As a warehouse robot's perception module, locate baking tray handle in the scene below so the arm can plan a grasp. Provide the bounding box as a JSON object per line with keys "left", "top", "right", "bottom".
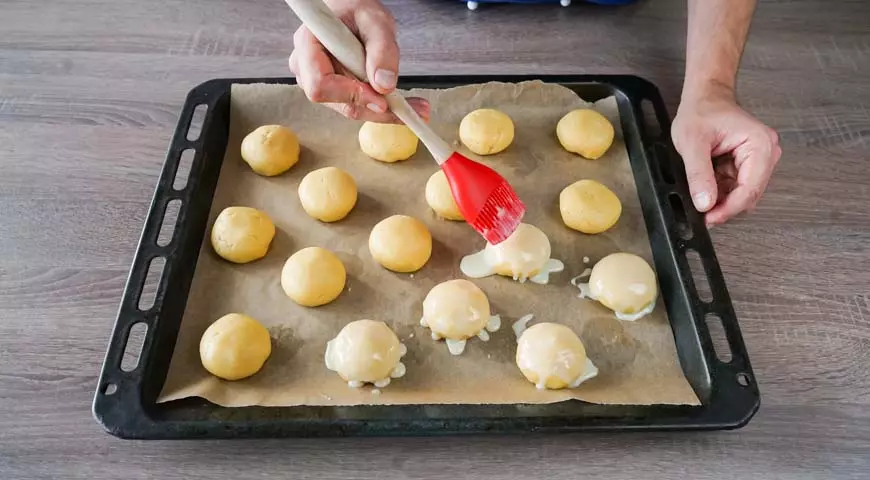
{"left": 93, "top": 81, "right": 221, "bottom": 436}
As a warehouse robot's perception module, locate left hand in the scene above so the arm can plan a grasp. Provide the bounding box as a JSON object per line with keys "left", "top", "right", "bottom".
{"left": 671, "top": 89, "right": 782, "bottom": 226}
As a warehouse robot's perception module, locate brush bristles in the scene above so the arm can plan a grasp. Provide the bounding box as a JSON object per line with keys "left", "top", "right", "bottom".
{"left": 470, "top": 182, "right": 526, "bottom": 244}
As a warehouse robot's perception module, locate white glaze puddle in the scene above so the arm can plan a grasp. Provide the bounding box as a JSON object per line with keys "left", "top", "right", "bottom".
{"left": 512, "top": 314, "right": 535, "bottom": 338}
{"left": 424, "top": 315, "right": 502, "bottom": 355}
{"left": 324, "top": 339, "right": 337, "bottom": 371}
{"left": 532, "top": 358, "right": 599, "bottom": 390}
{"left": 460, "top": 251, "right": 564, "bottom": 285}
{"left": 391, "top": 362, "right": 407, "bottom": 378}
{"left": 373, "top": 378, "right": 391, "bottom": 388}
{"left": 486, "top": 315, "right": 502, "bottom": 332}
{"left": 569, "top": 359, "right": 599, "bottom": 388}
{"left": 446, "top": 339, "right": 467, "bottom": 355}
{"left": 615, "top": 299, "right": 656, "bottom": 321}
{"left": 529, "top": 259, "right": 565, "bottom": 285}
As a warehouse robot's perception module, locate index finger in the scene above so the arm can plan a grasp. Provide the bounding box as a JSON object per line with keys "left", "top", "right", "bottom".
{"left": 704, "top": 156, "right": 772, "bottom": 225}
{"left": 292, "top": 27, "right": 387, "bottom": 111}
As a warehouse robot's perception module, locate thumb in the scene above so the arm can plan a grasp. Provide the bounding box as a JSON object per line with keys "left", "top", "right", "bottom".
{"left": 355, "top": 9, "right": 400, "bottom": 94}
{"left": 674, "top": 134, "right": 718, "bottom": 212}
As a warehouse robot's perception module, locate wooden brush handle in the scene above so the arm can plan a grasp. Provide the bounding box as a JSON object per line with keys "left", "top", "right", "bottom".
{"left": 283, "top": 0, "right": 454, "bottom": 164}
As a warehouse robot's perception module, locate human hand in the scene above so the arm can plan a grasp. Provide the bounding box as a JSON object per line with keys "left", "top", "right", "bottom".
{"left": 288, "top": 0, "right": 429, "bottom": 123}
{"left": 672, "top": 88, "right": 781, "bottom": 226}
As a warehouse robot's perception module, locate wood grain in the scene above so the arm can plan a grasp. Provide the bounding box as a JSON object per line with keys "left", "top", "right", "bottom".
{"left": 1, "top": 0, "right": 868, "bottom": 478}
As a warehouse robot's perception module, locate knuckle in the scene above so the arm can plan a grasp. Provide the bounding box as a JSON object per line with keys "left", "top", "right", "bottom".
{"left": 369, "top": 4, "right": 396, "bottom": 27}
{"left": 336, "top": 103, "right": 360, "bottom": 120}
{"left": 671, "top": 130, "right": 689, "bottom": 151}
{"left": 348, "top": 84, "right": 362, "bottom": 107}
{"left": 306, "top": 81, "right": 326, "bottom": 103}
{"left": 672, "top": 125, "right": 706, "bottom": 150}
{"left": 292, "top": 27, "right": 307, "bottom": 46}
{"left": 767, "top": 128, "right": 780, "bottom": 146}
{"left": 344, "top": 105, "right": 361, "bottom": 120}
{"left": 771, "top": 145, "right": 783, "bottom": 166}
{"left": 384, "top": 13, "right": 397, "bottom": 31}
{"left": 746, "top": 187, "right": 762, "bottom": 205}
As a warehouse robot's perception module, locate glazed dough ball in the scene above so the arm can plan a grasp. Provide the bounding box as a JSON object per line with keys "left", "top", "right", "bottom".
{"left": 369, "top": 215, "right": 432, "bottom": 273}
{"left": 325, "top": 319, "right": 406, "bottom": 386}
{"left": 422, "top": 279, "right": 490, "bottom": 340}
{"left": 559, "top": 179, "right": 622, "bottom": 234}
{"left": 425, "top": 170, "right": 464, "bottom": 221}
{"left": 281, "top": 247, "right": 346, "bottom": 307}
{"left": 556, "top": 109, "right": 615, "bottom": 160}
{"left": 516, "top": 323, "right": 588, "bottom": 390}
{"left": 460, "top": 223, "right": 564, "bottom": 285}
{"left": 210, "top": 206, "right": 276, "bottom": 263}
{"left": 200, "top": 313, "right": 271, "bottom": 381}
{"left": 459, "top": 108, "right": 515, "bottom": 155}
{"left": 241, "top": 125, "right": 300, "bottom": 176}
{"left": 358, "top": 122, "right": 418, "bottom": 162}
{"left": 298, "top": 167, "right": 358, "bottom": 222}
{"left": 489, "top": 223, "right": 551, "bottom": 279}
{"left": 492, "top": 223, "right": 551, "bottom": 278}
{"left": 589, "top": 253, "right": 658, "bottom": 315}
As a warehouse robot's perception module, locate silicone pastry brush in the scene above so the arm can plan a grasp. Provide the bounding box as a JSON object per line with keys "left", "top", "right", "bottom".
{"left": 283, "top": 0, "right": 525, "bottom": 244}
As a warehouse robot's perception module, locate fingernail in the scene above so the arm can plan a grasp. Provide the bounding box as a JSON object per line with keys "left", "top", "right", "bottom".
{"left": 374, "top": 69, "right": 397, "bottom": 90}
{"left": 367, "top": 103, "right": 385, "bottom": 114}
{"left": 693, "top": 192, "right": 712, "bottom": 211}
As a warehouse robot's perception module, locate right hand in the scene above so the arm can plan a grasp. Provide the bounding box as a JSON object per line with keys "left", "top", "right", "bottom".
{"left": 288, "top": 0, "right": 429, "bottom": 124}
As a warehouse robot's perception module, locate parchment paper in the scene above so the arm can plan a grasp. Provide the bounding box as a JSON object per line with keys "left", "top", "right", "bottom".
{"left": 157, "top": 81, "right": 700, "bottom": 407}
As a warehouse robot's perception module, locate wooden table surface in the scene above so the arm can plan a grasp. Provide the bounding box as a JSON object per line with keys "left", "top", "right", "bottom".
{"left": 2, "top": 0, "right": 869, "bottom": 478}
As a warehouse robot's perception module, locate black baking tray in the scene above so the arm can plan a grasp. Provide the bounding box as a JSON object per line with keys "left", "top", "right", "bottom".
{"left": 93, "top": 75, "right": 759, "bottom": 439}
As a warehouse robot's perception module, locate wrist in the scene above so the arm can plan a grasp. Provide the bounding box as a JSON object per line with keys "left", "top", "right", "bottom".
{"left": 681, "top": 76, "right": 736, "bottom": 106}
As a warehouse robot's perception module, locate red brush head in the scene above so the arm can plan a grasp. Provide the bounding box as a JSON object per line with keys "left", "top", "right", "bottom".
{"left": 441, "top": 152, "right": 525, "bottom": 244}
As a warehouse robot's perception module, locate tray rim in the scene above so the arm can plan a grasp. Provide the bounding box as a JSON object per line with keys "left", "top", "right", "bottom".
{"left": 93, "top": 74, "right": 760, "bottom": 439}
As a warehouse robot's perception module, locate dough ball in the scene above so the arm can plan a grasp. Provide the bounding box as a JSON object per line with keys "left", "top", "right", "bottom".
{"left": 556, "top": 109, "right": 615, "bottom": 160}
{"left": 589, "top": 253, "right": 658, "bottom": 315}
{"left": 559, "top": 179, "right": 622, "bottom": 234}
{"left": 422, "top": 279, "right": 490, "bottom": 340}
{"left": 425, "top": 170, "right": 464, "bottom": 221}
{"left": 241, "top": 125, "right": 300, "bottom": 176}
{"left": 281, "top": 247, "right": 346, "bottom": 307}
{"left": 369, "top": 215, "right": 432, "bottom": 273}
{"left": 325, "top": 319, "right": 406, "bottom": 385}
{"left": 358, "top": 122, "right": 418, "bottom": 163}
{"left": 298, "top": 167, "right": 358, "bottom": 222}
{"left": 516, "top": 322, "right": 587, "bottom": 390}
{"left": 200, "top": 313, "right": 271, "bottom": 381}
{"left": 210, "top": 206, "right": 276, "bottom": 263}
{"left": 459, "top": 108, "right": 515, "bottom": 155}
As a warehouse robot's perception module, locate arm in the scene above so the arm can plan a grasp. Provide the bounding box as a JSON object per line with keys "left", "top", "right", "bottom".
{"left": 673, "top": 0, "right": 782, "bottom": 225}
{"left": 683, "top": 0, "right": 754, "bottom": 103}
